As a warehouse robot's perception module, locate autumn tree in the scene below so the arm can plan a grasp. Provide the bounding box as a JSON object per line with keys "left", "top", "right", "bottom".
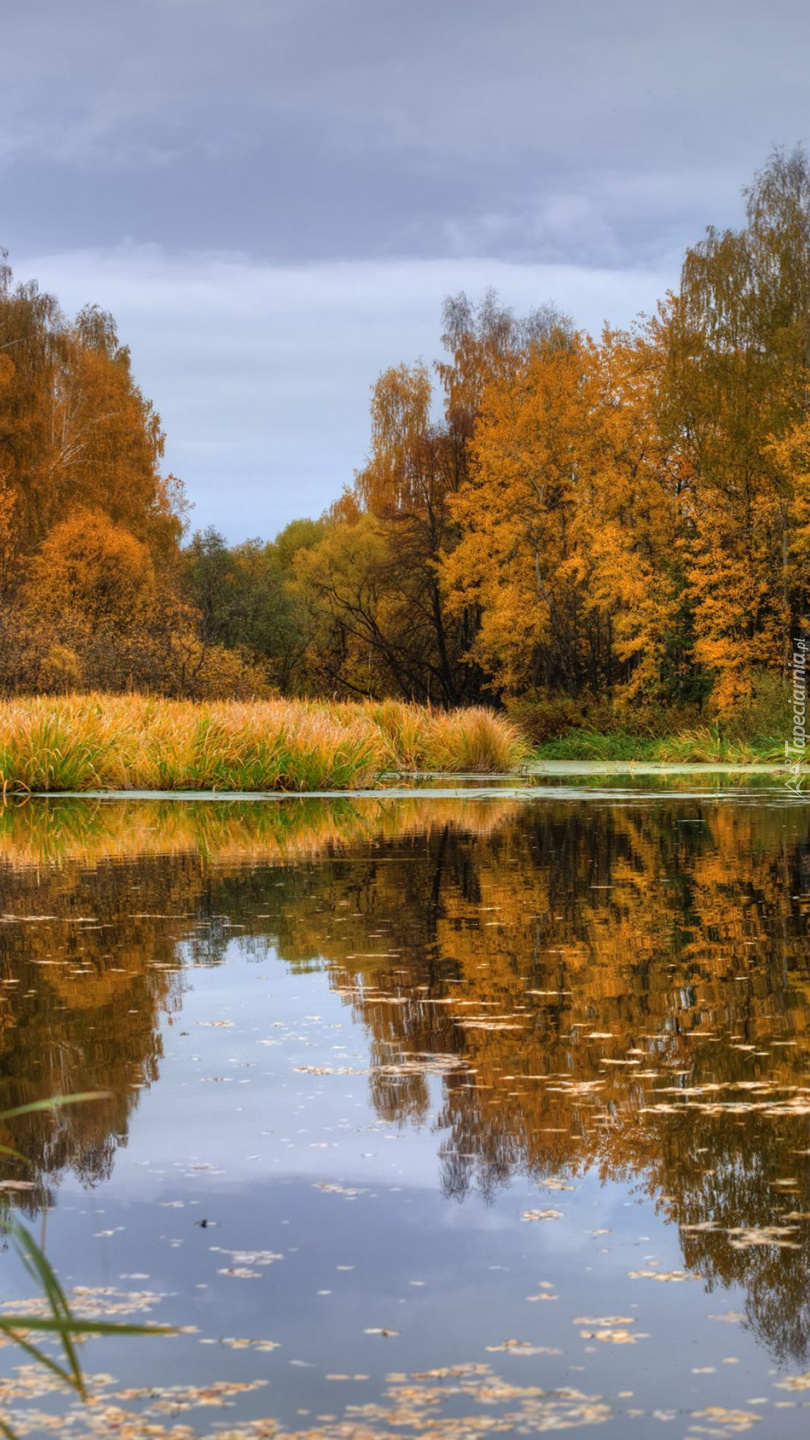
{"left": 0, "top": 256, "right": 182, "bottom": 561}
{"left": 352, "top": 362, "right": 476, "bottom": 702}
{"left": 441, "top": 328, "right": 594, "bottom": 695}
{"left": 293, "top": 507, "right": 462, "bottom": 699}
{"left": 0, "top": 252, "right": 195, "bottom": 695}
{"left": 19, "top": 509, "right": 158, "bottom": 690}
{"left": 665, "top": 145, "right": 810, "bottom": 707}
{"left": 294, "top": 293, "right": 567, "bottom": 704}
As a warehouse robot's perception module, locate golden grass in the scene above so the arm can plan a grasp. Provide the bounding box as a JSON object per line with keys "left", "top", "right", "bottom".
{"left": 0, "top": 694, "right": 528, "bottom": 794}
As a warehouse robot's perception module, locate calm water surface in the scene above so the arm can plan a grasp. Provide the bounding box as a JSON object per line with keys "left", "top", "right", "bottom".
{"left": 1, "top": 786, "right": 810, "bottom": 1438}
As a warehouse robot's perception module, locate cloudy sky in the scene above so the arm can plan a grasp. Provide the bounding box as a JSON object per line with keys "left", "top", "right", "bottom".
{"left": 3, "top": 0, "right": 808, "bottom": 540}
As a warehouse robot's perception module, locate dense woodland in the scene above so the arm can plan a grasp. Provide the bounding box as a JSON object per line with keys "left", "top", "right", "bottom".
{"left": 3, "top": 148, "right": 810, "bottom": 732}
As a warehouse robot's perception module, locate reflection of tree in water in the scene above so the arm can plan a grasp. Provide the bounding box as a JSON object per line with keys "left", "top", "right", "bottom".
{"left": 0, "top": 852, "right": 190, "bottom": 1203}
{"left": 0, "top": 796, "right": 514, "bottom": 1202}
{"left": 277, "top": 801, "right": 810, "bottom": 1364}
{"left": 1, "top": 794, "right": 810, "bottom": 1362}
{"left": 648, "top": 1112, "right": 810, "bottom": 1368}
{"left": 212, "top": 795, "right": 810, "bottom": 1368}
{"left": 0, "top": 796, "right": 514, "bottom": 1201}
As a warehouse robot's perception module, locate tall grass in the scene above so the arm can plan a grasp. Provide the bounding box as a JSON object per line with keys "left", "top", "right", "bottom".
{"left": 0, "top": 695, "right": 528, "bottom": 794}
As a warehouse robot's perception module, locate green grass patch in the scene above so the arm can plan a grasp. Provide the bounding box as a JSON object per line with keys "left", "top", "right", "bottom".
{"left": 535, "top": 725, "right": 786, "bottom": 764}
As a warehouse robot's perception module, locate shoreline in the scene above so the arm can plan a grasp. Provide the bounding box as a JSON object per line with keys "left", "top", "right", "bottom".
{"left": 9, "top": 759, "right": 800, "bottom": 802}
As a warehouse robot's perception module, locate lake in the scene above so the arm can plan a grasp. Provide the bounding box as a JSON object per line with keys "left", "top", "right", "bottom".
{"left": 1, "top": 780, "right": 809, "bottom": 1437}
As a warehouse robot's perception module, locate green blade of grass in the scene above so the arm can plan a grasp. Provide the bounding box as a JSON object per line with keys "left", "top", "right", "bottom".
{"left": 9, "top": 1222, "right": 86, "bottom": 1396}
{"left": 0, "top": 1092, "right": 172, "bottom": 1429}
{"left": 0, "top": 1317, "right": 174, "bottom": 1336}
{"left": 0, "top": 1143, "right": 31, "bottom": 1165}
{"left": 0, "top": 1093, "right": 111, "bottom": 1123}
{"left": 0, "top": 1323, "right": 84, "bottom": 1397}
{"left": 0, "top": 1096, "right": 112, "bottom": 1170}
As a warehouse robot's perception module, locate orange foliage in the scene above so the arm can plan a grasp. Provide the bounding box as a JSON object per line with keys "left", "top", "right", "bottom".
{"left": 4, "top": 149, "right": 810, "bottom": 715}
{"left": 27, "top": 509, "right": 156, "bottom": 630}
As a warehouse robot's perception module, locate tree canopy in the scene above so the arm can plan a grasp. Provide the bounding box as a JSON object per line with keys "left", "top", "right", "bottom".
{"left": 2, "top": 147, "right": 810, "bottom": 724}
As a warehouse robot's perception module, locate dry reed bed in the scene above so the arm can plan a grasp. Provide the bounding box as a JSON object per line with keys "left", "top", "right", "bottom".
{"left": 0, "top": 695, "right": 528, "bottom": 794}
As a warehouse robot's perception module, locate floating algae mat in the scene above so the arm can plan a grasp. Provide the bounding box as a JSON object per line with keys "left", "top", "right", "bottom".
{"left": 1, "top": 785, "right": 810, "bottom": 1436}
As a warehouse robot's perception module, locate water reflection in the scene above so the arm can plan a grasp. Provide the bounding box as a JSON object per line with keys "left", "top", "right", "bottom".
{"left": 1, "top": 792, "right": 810, "bottom": 1369}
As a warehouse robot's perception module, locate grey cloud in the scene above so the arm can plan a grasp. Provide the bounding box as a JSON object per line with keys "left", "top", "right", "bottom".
{"left": 3, "top": 1, "right": 808, "bottom": 538}
{"left": 3, "top": 1, "right": 809, "bottom": 268}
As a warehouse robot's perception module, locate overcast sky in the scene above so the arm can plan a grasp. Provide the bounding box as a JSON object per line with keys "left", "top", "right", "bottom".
{"left": 3, "top": 0, "right": 808, "bottom": 541}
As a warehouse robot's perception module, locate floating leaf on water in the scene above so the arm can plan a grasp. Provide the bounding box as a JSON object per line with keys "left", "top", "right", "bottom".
{"left": 628, "top": 1269, "right": 698, "bottom": 1282}
{"left": 221, "top": 1337, "right": 281, "bottom": 1351}
{"left": 579, "top": 1327, "right": 644, "bottom": 1344}
{"left": 691, "top": 1407, "right": 763, "bottom": 1431}
{"left": 727, "top": 1226, "right": 800, "bottom": 1250}
{"left": 485, "top": 1339, "right": 562, "bottom": 1355}
{"left": 773, "top": 1372, "right": 810, "bottom": 1391}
